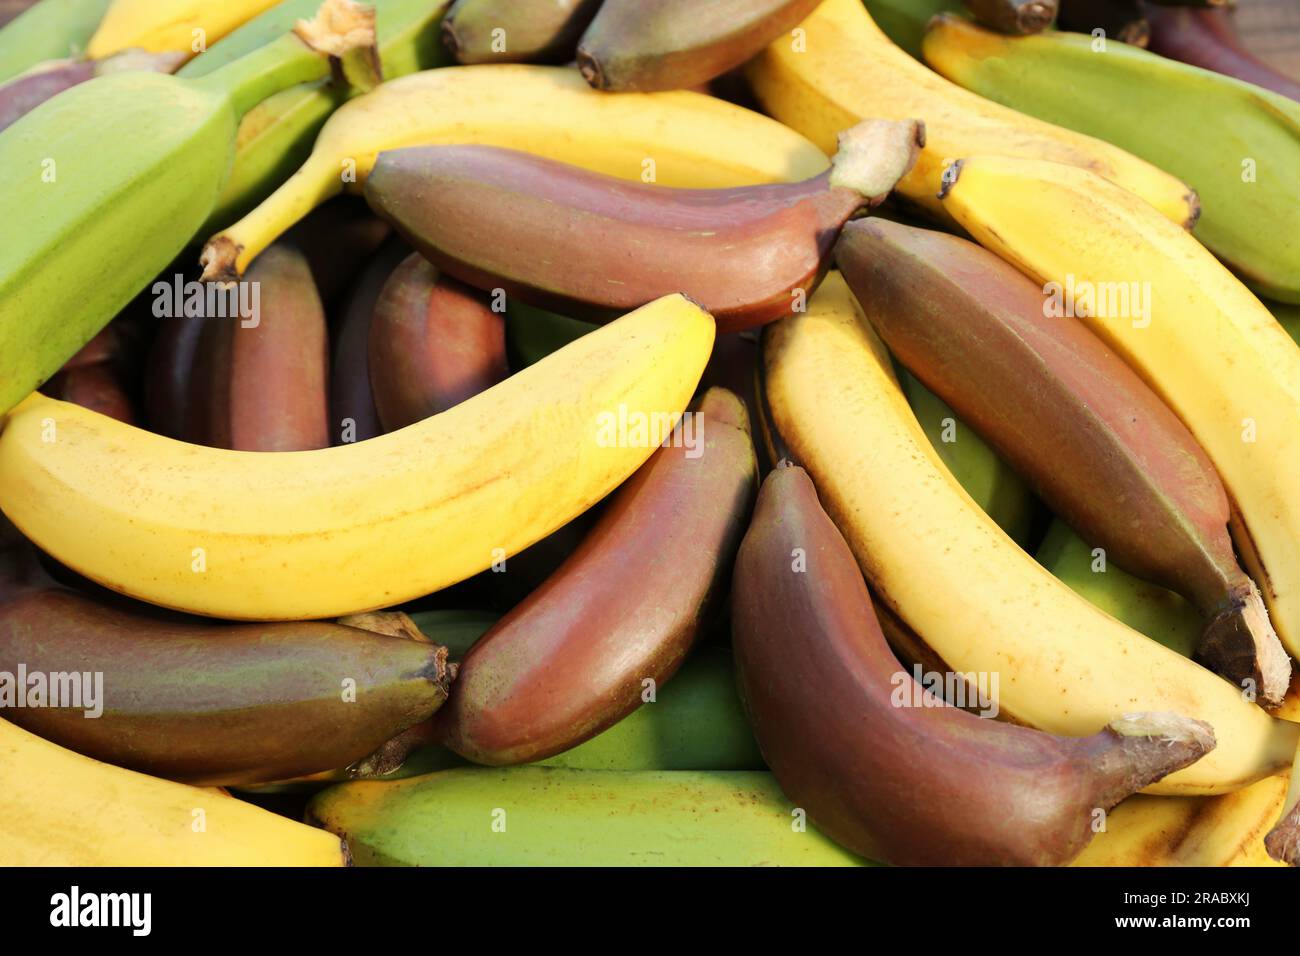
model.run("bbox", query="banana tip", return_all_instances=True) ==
[199,237,243,284]
[576,48,604,90]
[937,159,965,201]
[1265,804,1300,866]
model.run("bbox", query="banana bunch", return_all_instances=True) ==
[1,0,1299,872]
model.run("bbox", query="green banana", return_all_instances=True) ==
[0,0,111,84]
[1036,518,1202,658]
[184,0,452,233]
[923,16,1300,302]
[0,1,377,417]
[1268,300,1300,344]
[505,299,596,370]
[307,768,869,865]
[898,369,1040,548]
[863,0,966,59]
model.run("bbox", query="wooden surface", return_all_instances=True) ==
[1236,0,1300,78]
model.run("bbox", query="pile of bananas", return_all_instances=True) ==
[0,0,1297,868]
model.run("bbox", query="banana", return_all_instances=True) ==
[744,0,1196,225]
[0,716,348,865]
[0,0,110,83]
[145,308,205,440]
[0,49,184,134]
[288,197,391,305]
[87,0,281,61]
[938,156,1300,665]
[369,254,507,431]
[735,462,1214,865]
[863,0,966,59]
[307,768,868,865]
[923,16,1300,302]
[960,0,1055,35]
[331,237,409,445]
[837,217,1290,707]
[434,389,756,766]
[442,0,600,64]
[1268,756,1300,863]
[575,0,824,92]
[1057,0,1151,48]
[271,629,765,782]
[1038,520,1201,661]
[44,362,136,426]
[0,579,450,785]
[1036,519,1300,723]
[898,371,1040,549]
[506,299,596,371]
[0,294,715,621]
[363,120,921,333]
[182,0,452,234]
[188,242,331,451]
[385,644,766,778]
[199,64,831,281]
[760,272,1299,795]
[1073,775,1289,867]
[0,0,376,418]
[1270,299,1300,344]
[1147,6,1300,101]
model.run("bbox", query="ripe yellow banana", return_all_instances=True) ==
[1073,775,1289,867]
[939,156,1300,666]
[761,273,1298,795]
[201,64,829,279]
[0,294,714,621]
[744,0,1195,225]
[0,717,347,866]
[87,0,282,60]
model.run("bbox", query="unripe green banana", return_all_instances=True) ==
[443,0,601,65]
[307,768,869,865]
[1269,299,1300,344]
[863,0,966,59]
[183,0,453,233]
[505,299,595,370]
[1036,519,1201,659]
[923,15,1300,302]
[0,0,111,84]
[0,0,377,417]
[898,370,1039,548]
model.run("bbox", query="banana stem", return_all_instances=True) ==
[1084,713,1217,810]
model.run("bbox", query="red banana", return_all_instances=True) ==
[364,118,924,333]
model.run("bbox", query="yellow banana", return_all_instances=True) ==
[87,0,282,60]
[0,718,347,866]
[0,294,714,621]
[761,273,1298,795]
[940,156,1300,667]
[200,64,829,279]
[1073,775,1289,867]
[744,0,1195,225]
